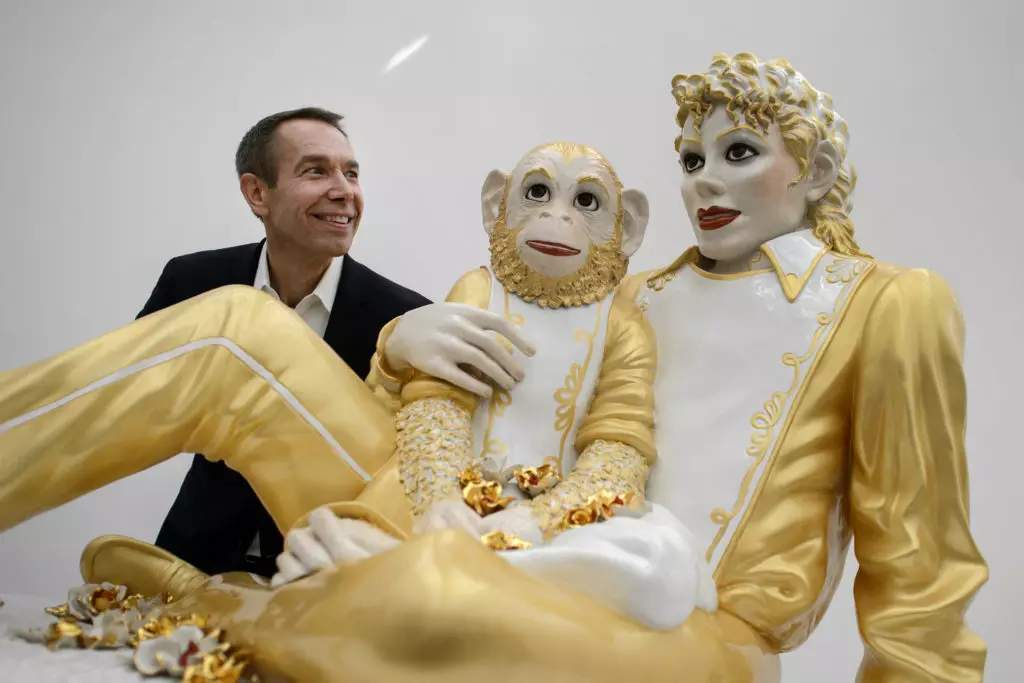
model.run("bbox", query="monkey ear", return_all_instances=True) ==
[481,169,510,236]
[805,139,840,203]
[619,189,650,259]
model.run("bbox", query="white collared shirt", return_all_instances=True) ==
[246,241,342,558]
[252,242,343,337]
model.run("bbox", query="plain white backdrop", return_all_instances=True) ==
[0,1,1018,680]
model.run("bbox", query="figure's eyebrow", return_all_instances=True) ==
[715,125,767,142]
[576,174,609,195]
[678,136,702,146]
[522,167,554,184]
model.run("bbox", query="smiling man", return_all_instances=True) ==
[139,107,430,578]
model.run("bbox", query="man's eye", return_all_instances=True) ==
[725,143,758,162]
[525,184,550,202]
[574,191,599,211]
[305,167,325,175]
[682,153,704,173]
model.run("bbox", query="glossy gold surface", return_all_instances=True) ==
[714,263,988,682]
[0,285,396,534]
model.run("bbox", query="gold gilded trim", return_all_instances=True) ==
[479,287,523,459]
[687,261,773,280]
[759,244,826,301]
[553,299,605,474]
[709,257,875,573]
[645,247,697,291]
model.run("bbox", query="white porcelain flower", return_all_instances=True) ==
[48,581,128,622]
[133,624,222,676]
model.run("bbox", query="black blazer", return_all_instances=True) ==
[137,240,430,577]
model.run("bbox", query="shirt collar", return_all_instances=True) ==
[649,228,828,303]
[253,241,343,312]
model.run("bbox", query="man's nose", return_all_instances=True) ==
[326,174,354,200]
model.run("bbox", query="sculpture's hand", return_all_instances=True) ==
[385,302,535,397]
[413,498,486,536]
[478,504,545,547]
[271,508,400,587]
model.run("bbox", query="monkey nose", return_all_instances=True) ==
[560,214,572,223]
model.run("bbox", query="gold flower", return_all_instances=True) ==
[480,530,533,551]
[459,468,514,515]
[559,491,640,532]
[513,463,561,497]
[46,581,128,622]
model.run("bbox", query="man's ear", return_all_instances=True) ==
[619,189,650,259]
[805,139,840,203]
[240,173,271,219]
[481,169,509,236]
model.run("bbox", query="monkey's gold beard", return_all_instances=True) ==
[489,219,628,308]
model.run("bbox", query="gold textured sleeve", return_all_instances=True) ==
[365,317,407,415]
[396,397,477,516]
[851,268,988,683]
[527,440,649,539]
[573,274,658,464]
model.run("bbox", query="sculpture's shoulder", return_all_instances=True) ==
[444,266,493,308]
[857,259,963,320]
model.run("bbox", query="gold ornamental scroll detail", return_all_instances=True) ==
[479,288,525,461]
[706,257,874,566]
[553,299,605,474]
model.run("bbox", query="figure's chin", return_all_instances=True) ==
[520,252,586,279]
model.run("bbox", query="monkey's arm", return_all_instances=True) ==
[528,275,658,538]
[391,268,493,516]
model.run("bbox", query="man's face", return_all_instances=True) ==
[257,119,363,257]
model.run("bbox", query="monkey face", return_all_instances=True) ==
[505,148,621,279]
[482,142,649,308]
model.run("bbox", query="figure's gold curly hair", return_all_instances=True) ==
[671,53,864,256]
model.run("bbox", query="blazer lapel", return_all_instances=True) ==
[323,254,371,378]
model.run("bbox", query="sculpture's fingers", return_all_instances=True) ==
[459,320,526,383]
[461,307,536,356]
[428,359,494,398]
[273,551,310,585]
[284,526,334,571]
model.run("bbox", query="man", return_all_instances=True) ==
[140,107,430,578]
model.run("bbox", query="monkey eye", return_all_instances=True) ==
[525,184,550,202]
[574,191,599,212]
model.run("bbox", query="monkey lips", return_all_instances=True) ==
[525,240,581,257]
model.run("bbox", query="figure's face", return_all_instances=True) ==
[504,147,622,278]
[678,106,808,263]
[247,119,363,257]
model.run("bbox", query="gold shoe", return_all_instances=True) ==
[79,535,210,599]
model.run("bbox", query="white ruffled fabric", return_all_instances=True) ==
[499,503,718,629]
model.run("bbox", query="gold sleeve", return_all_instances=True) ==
[527,440,649,539]
[573,274,658,464]
[851,268,988,683]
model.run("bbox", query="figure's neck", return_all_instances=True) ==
[265,239,332,308]
[697,248,763,275]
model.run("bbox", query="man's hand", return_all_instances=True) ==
[385,302,535,397]
[413,498,486,536]
[271,508,400,587]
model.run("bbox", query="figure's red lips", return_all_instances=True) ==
[697,206,741,231]
[526,240,581,256]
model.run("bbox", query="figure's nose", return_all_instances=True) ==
[694,173,726,199]
[560,213,572,223]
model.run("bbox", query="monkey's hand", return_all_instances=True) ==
[385,302,535,397]
[414,498,487,536]
[271,508,400,587]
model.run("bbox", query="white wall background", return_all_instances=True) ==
[0,0,1018,680]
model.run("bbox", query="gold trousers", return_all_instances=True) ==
[0,285,777,683]
[0,285,396,534]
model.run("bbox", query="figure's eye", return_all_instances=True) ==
[681,153,704,173]
[725,143,758,162]
[574,191,599,211]
[525,184,550,202]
